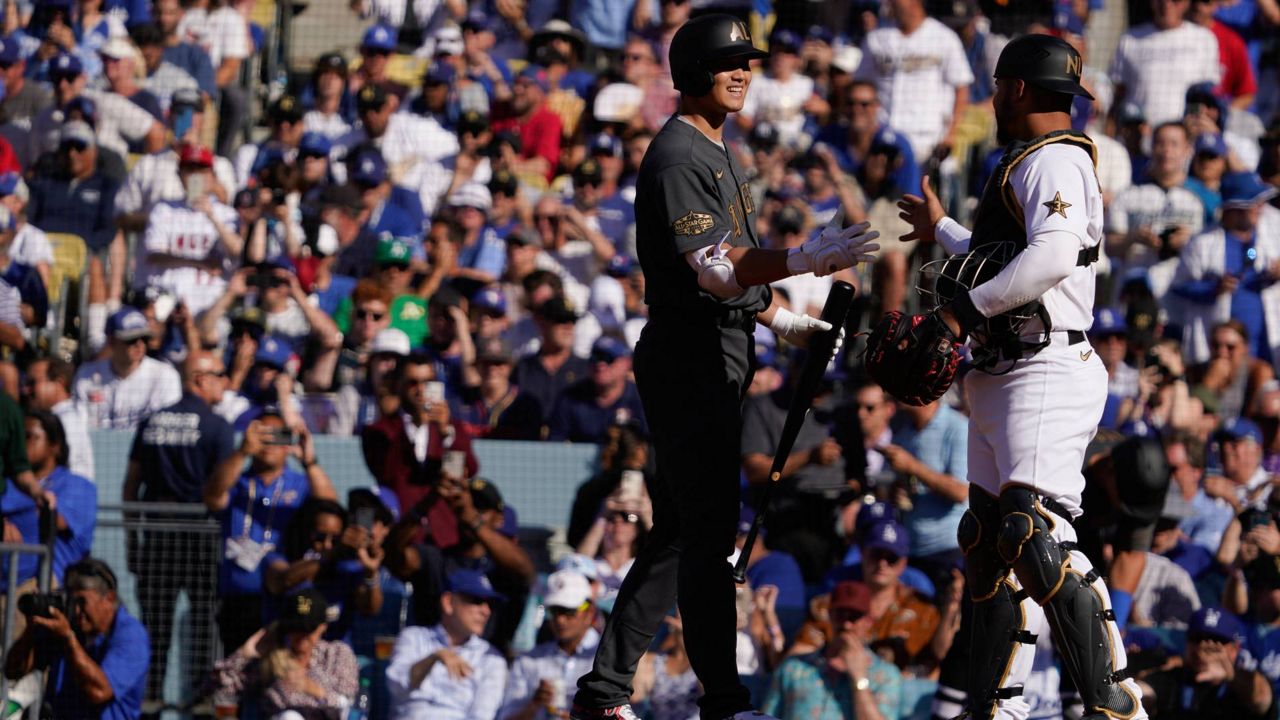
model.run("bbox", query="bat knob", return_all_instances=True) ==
[732,569,747,584]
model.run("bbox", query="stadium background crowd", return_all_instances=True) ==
[0,0,1278,717]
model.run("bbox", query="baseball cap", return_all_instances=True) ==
[98,35,136,61]
[517,65,550,92]
[348,486,399,524]
[1091,307,1127,336]
[432,25,464,56]
[361,24,397,52]
[177,143,214,168]
[604,254,634,278]
[536,296,579,324]
[544,569,592,609]
[447,183,492,211]
[588,133,624,158]
[457,109,488,135]
[375,236,412,267]
[370,327,411,357]
[461,8,493,32]
[299,131,332,157]
[50,53,83,79]
[230,305,266,333]
[593,83,643,124]
[356,83,389,113]
[573,159,603,186]
[488,168,517,197]
[805,25,835,43]
[1117,101,1145,126]
[269,94,304,123]
[1217,417,1263,445]
[505,228,540,248]
[171,88,202,115]
[318,183,363,213]
[0,37,20,66]
[447,569,506,602]
[870,128,902,157]
[314,51,347,77]
[59,120,96,148]
[1220,172,1279,209]
[468,477,505,513]
[750,121,780,150]
[1188,607,1244,643]
[861,520,909,557]
[556,553,599,581]
[471,286,507,316]
[737,505,757,535]
[424,62,456,86]
[350,149,388,186]
[829,580,872,614]
[1194,133,1227,158]
[1185,83,1228,120]
[770,28,802,53]
[590,336,630,363]
[0,172,28,202]
[278,588,333,635]
[254,335,293,369]
[475,337,514,364]
[106,307,152,341]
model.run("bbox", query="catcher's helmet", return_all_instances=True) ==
[669,14,769,96]
[993,33,1094,100]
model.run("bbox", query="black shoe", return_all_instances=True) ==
[569,703,642,720]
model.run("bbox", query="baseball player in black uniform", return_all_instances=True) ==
[893,35,1148,720]
[571,15,880,720]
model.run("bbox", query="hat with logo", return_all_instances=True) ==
[1221,172,1279,209]
[476,337,514,364]
[447,182,492,211]
[350,149,388,185]
[269,94,304,123]
[590,336,630,363]
[171,87,202,112]
[593,83,643,123]
[370,327,410,356]
[424,62,457,86]
[299,131,332,157]
[462,8,494,33]
[1188,606,1244,643]
[588,133,623,158]
[1091,307,1127,336]
[314,51,348,77]
[375,236,412,267]
[769,28,802,53]
[59,120,96,148]
[829,580,872,614]
[356,83,389,113]
[457,109,488,135]
[604,254,634,278]
[505,227,540,248]
[98,35,136,61]
[432,25,464,56]
[254,335,293,369]
[468,477,505,513]
[861,520,909,557]
[177,143,213,168]
[1194,132,1227,158]
[737,505,758,535]
[279,588,333,635]
[750,121,780,149]
[517,65,550,92]
[361,24,397,52]
[1217,417,1263,445]
[555,553,600,581]
[50,53,83,79]
[0,172,28,202]
[447,569,506,602]
[544,569,593,609]
[107,307,152,341]
[535,296,579,323]
[471,286,507,316]
[573,159,603,186]
[488,168,517,197]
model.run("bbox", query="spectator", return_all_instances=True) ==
[563,159,623,267]
[629,611,700,718]
[1092,307,1142,430]
[23,409,96,582]
[1152,471,1216,582]
[565,422,650,548]
[130,21,200,115]
[1186,132,1228,227]
[856,520,952,673]
[4,559,149,720]
[492,66,561,183]
[548,336,645,443]
[98,35,163,130]
[0,36,54,134]
[1174,173,1280,369]
[386,569,509,720]
[854,0,972,162]
[21,357,94,480]
[499,569,599,719]
[232,94,305,189]
[350,1,463,54]
[211,588,359,719]
[302,52,353,140]
[1139,606,1273,718]
[0,210,48,337]
[739,29,827,146]
[73,307,182,429]
[456,336,544,440]
[152,0,216,100]
[178,0,249,155]
[1186,418,1273,554]
[1187,0,1256,108]
[1191,321,1276,423]
[1131,536,1202,628]
[762,580,903,719]
[338,83,458,174]
[733,506,808,643]
[512,296,590,428]
[620,35,676,133]
[575,482,651,610]
[203,409,337,650]
[331,327,408,436]
[123,349,233,697]
[421,285,476,399]
[1,174,54,291]
[338,244,429,348]
[1110,0,1220,127]
[349,25,409,104]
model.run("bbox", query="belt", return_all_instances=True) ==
[1067,330,1085,345]
[649,306,757,330]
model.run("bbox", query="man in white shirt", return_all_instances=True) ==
[22,357,94,481]
[500,570,600,719]
[1109,0,1219,126]
[854,0,973,162]
[72,307,182,430]
[334,84,459,184]
[387,569,508,720]
[737,29,826,147]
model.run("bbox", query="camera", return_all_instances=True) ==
[18,591,68,619]
[1142,347,1173,387]
[263,427,297,446]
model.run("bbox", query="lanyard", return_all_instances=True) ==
[241,475,285,541]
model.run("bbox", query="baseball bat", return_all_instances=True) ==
[733,280,856,584]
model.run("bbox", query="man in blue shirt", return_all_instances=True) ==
[202,407,337,651]
[24,410,96,583]
[124,350,235,696]
[4,558,149,720]
[548,337,646,443]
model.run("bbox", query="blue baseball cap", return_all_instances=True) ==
[299,131,331,157]
[254,335,293,369]
[1091,307,1127,336]
[1221,172,1279,209]
[1217,417,1263,445]
[471,286,507,316]
[361,24,397,52]
[0,171,26,199]
[349,149,388,186]
[588,133,623,158]
[461,8,494,32]
[590,336,630,363]
[106,307,152,341]
[604,254,634,278]
[447,569,506,602]
[423,62,456,85]
[1194,132,1227,158]
[50,52,83,78]
[63,95,98,125]
[856,501,895,532]
[516,65,549,92]
[1189,607,1244,643]
[0,37,20,65]
[770,28,802,52]
[861,520,909,558]
[738,505,757,535]
[805,25,834,43]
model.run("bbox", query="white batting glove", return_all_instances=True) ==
[769,307,832,346]
[786,218,881,278]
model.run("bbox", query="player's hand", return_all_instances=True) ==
[787,217,880,277]
[897,176,945,244]
[768,306,832,346]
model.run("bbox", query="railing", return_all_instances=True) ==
[0,540,53,715]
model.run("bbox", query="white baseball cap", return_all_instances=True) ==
[447,182,492,211]
[99,35,137,61]
[544,569,592,609]
[593,83,643,123]
[370,328,411,356]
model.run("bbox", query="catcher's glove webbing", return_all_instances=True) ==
[864,311,962,406]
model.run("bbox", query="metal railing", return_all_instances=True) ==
[0,540,53,716]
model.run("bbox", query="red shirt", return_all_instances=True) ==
[493,106,562,182]
[1211,20,1256,101]
[0,135,20,175]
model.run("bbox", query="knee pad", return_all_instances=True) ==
[1043,567,1140,719]
[960,488,1007,602]
[998,486,1068,604]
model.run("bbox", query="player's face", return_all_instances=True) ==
[706,56,753,114]
[992,78,1019,145]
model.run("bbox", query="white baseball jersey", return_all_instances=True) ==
[11,223,53,269]
[73,356,182,430]
[739,72,816,147]
[29,88,155,162]
[136,199,238,315]
[332,112,459,185]
[1106,181,1205,305]
[303,110,352,141]
[116,150,238,216]
[52,397,95,481]
[854,17,973,160]
[1109,22,1219,126]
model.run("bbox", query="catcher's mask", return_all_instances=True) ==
[917,241,1052,372]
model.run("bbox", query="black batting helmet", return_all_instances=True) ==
[993,33,1094,100]
[669,14,768,96]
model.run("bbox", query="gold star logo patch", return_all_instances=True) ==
[1044,191,1072,219]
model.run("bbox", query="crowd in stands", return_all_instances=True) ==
[0,0,1278,717]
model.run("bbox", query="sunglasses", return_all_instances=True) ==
[52,74,79,85]
[856,403,881,412]
[535,214,560,224]
[120,336,148,345]
[356,308,387,321]
[311,531,340,543]
[198,369,229,379]
[590,354,619,365]
[548,602,591,617]
[622,53,652,63]
[62,141,91,153]
[851,99,877,108]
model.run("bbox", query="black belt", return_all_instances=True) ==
[650,306,756,330]
[1067,330,1085,345]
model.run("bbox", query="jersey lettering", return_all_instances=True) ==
[740,183,754,215]
[728,201,741,237]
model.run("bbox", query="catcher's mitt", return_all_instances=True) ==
[864,311,962,406]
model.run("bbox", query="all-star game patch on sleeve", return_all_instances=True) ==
[656,162,732,256]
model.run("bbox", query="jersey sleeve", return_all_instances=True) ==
[942,28,975,88]
[653,162,731,257]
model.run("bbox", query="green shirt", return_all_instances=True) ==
[334,294,429,346]
[0,392,30,493]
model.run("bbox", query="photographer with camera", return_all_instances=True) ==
[4,558,149,720]
[203,407,337,651]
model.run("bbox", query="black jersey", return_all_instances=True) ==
[635,116,771,317]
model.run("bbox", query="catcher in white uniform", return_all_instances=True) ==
[886,34,1147,720]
